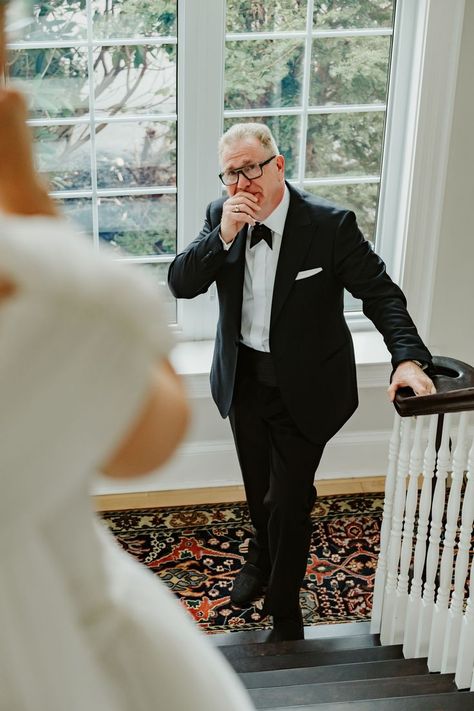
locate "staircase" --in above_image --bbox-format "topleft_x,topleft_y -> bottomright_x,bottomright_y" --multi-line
211,357 -> 474,709
213,621 -> 474,709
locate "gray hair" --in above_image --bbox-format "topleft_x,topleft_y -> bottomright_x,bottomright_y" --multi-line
218,122 -> 279,162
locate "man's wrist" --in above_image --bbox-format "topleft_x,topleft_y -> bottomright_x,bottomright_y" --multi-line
219,231 -> 234,251
396,359 -> 429,371
410,359 -> 429,371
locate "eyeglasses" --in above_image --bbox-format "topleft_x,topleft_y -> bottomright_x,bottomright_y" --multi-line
219,155 -> 276,186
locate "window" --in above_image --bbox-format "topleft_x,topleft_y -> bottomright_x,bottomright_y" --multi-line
7,0 -> 178,323
6,0 -> 465,342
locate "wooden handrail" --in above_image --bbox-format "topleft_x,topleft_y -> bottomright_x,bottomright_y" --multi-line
394,356 -> 474,417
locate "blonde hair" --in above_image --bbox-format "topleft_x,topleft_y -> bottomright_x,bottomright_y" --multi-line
218,122 -> 279,162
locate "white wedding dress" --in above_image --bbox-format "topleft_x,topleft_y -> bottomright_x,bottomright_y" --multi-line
0,216 -> 254,711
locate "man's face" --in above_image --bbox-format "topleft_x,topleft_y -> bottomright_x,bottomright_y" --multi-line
220,136 -> 285,221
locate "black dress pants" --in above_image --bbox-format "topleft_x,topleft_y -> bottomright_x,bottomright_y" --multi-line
229,345 -> 325,618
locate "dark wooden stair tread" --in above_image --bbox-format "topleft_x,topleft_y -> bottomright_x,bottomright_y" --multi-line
241,657 -> 429,688
211,621 -> 372,647
249,672 -> 457,708
229,644 -> 403,673
219,633 -> 380,662
270,690 -> 474,710
216,626 -> 474,708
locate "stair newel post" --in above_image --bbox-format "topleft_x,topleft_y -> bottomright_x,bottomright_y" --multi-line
392,415 -> 424,643
454,438 -> 474,689
441,412 -> 470,673
428,414 -> 453,671
380,416 -> 412,645
417,412 -> 452,664
370,414 -> 401,634
403,415 -> 438,658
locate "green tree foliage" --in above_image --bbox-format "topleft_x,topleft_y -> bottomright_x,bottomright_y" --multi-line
99,194 -> 176,256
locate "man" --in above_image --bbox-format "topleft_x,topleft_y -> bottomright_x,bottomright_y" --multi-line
168,123 -> 435,642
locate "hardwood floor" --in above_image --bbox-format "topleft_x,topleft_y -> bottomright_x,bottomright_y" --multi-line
94,476 -> 386,512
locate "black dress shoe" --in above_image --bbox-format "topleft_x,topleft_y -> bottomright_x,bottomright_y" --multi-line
266,611 -> 304,642
230,563 -> 267,606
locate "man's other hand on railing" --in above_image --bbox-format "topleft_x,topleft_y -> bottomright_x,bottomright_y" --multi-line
387,360 -> 437,402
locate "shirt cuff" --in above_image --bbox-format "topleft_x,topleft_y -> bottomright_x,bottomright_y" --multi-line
219,232 -> 234,251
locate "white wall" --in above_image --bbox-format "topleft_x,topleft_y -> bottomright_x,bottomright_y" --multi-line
429,0 -> 474,364
94,2 -> 474,496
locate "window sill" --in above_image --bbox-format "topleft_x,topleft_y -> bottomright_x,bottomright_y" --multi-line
170,329 -> 392,399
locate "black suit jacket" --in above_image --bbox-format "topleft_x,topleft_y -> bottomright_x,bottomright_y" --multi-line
168,183 -> 432,444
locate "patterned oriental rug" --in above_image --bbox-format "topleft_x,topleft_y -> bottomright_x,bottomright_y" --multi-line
100,492 -> 384,634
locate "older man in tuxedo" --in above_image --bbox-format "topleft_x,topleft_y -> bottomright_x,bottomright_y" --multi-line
168,123 -> 435,641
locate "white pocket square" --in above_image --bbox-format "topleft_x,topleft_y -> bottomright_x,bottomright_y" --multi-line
295,267 -> 323,281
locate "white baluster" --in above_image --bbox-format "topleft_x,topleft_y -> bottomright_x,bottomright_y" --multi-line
380,417 -> 412,645
441,413 -> 470,672
403,415 -> 437,658
371,414 -> 401,634
427,413 -> 454,671
455,437 -> 474,689
392,416 -> 424,642
415,414 -> 452,658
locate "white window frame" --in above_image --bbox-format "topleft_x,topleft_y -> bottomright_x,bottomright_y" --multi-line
13,7 -> 178,268
176,0 -> 465,343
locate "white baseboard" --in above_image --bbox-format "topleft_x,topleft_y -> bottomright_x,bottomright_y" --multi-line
93,429 -> 391,495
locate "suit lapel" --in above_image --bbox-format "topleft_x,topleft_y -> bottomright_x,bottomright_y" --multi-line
270,185 -> 315,328
223,225 -> 247,328
225,225 -> 247,279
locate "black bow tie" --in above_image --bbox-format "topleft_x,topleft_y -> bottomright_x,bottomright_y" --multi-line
250,223 -> 273,249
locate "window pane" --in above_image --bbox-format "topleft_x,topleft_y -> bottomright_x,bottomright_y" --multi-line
93,44 -> 176,117
9,47 -> 89,120
12,0 -> 88,42
306,111 -> 385,178
98,194 -> 176,257
59,197 -> 94,237
225,39 -> 304,110
95,120 -> 176,189
92,0 -> 177,40
310,36 -> 392,106
224,115 -> 300,180
313,0 -> 394,30
305,182 -> 379,244
34,124 -> 92,191
226,0 -> 307,33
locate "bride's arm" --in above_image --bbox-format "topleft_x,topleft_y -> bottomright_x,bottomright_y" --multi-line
0,88 -> 57,217
0,5 -> 57,217
101,359 -> 190,478
0,4 -> 55,303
